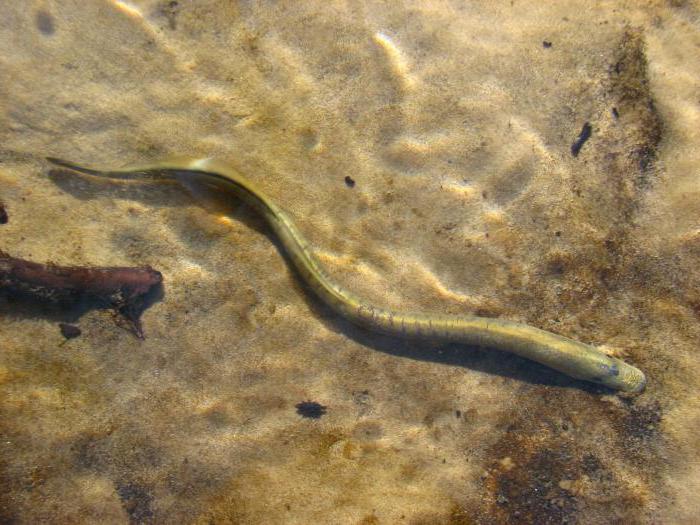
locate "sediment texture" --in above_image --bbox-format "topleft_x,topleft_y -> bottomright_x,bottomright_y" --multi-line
1,1 -> 699,523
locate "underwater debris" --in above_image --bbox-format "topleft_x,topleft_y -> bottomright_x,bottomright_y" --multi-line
542,40 -> 552,48
0,202 -> 7,224
0,251 -> 162,338
571,122 -> 592,157
344,175 -> 356,188
295,401 -> 327,419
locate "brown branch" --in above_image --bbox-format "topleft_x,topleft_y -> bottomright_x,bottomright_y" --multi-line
0,251 -> 162,338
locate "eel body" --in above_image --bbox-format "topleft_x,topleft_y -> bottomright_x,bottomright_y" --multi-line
47,157 -> 646,393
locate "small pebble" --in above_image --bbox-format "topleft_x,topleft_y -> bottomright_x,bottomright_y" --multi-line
59,323 -> 82,340
295,400 -> 327,419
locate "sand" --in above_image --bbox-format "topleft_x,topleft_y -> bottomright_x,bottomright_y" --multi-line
1,1 -> 699,523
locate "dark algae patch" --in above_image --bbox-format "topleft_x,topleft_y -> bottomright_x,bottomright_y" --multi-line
117,481 -> 155,523
608,27 -> 663,185
554,25 -> 664,303
620,399 -> 662,443
295,401 -> 327,419
472,387 -> 664,524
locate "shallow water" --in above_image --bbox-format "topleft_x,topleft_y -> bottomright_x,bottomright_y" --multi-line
1,1 -> 699,523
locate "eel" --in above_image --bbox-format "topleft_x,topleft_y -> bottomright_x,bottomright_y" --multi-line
46,157 -> 647,392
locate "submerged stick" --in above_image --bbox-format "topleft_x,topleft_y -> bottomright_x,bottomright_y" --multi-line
47,157 -> 646,392
0,250 -> 162,338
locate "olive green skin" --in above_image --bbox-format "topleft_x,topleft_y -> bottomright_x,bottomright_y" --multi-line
47,157 -> 646,393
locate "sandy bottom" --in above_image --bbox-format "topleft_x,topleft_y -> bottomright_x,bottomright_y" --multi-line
1,1 -> 700,523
